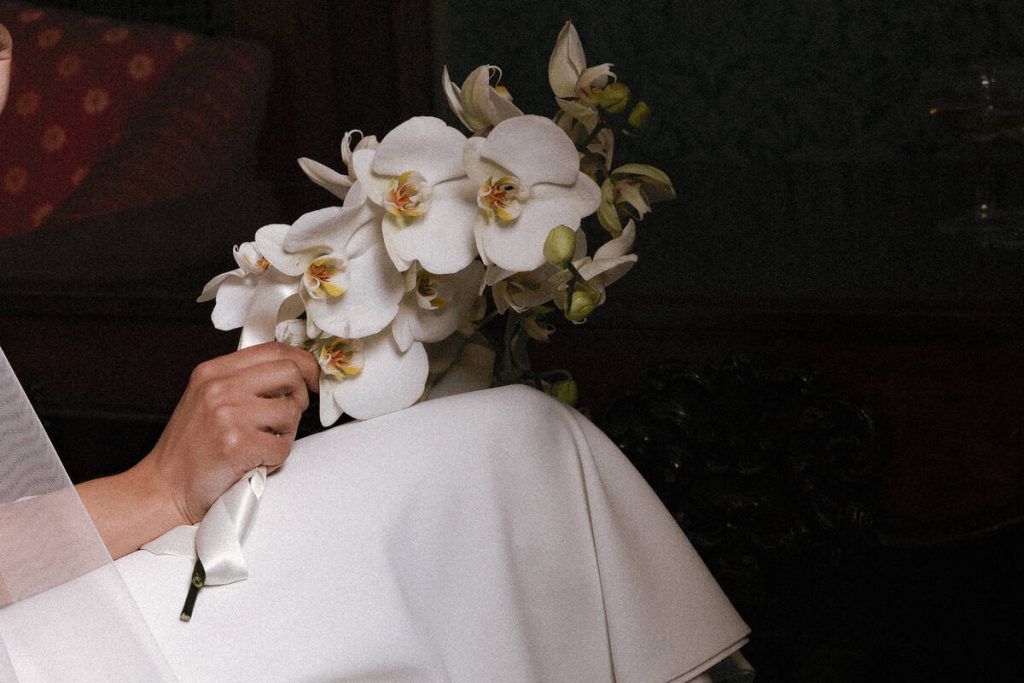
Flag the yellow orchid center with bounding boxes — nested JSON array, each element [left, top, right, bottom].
[[304, 257, 346, 299], [415, 270, 448, 310], [318, 337, 364, 379], [385, 171, 430, 222], [478, 175, 522, 222]]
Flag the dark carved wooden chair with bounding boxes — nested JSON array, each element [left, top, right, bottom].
[[597, 354, 1024, 682]]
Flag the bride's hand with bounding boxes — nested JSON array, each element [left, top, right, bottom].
[[77, 342, 319, 558], [142, 341, 320, 526]]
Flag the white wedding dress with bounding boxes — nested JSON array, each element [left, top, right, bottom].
[[0, 348, 750, 682]]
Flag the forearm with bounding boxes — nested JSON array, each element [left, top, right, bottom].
[[76, 458, 186, 560]]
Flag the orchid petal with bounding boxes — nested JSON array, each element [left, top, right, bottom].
[[458, 65, 496, 132], [341, 129, 376, 170], [351, 148, 388, 206], [479, 115, 580, 189], [391, 306, 416, 352], [577, 253, 637, 289], [330, 333, 429, 420], [614, 163, 674, 189], [391, 261, 484, 350], [578, 63, 614, 92], [491, 265, 562, 313], [284, 204, 370, 254], [548, 21, 586, 98], [304, 239, 404, 339], [442, 66, 468, 126], [555, 97, 599, 132], [257, 223, 318, 276], [484, 263, 515, 287], [488, 86, 524, 123], [462, 136, 508, 187], [371, 117, 466, 185], [381, 178, 478, 274], [207, 273, 255, 329], [593, 218, 637, 260], [475, 175, 599, 272], [198, 268, 244, 303], [616, 181, 653, 218], [318, 378, 345, 426], [298, 157, 351, 200]]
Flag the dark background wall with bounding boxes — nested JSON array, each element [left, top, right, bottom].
[[25, 1, 1024, 309], [440, 0, 1024, 305]]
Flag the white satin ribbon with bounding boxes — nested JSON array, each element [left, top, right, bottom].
[[142, 467, 266, 587]]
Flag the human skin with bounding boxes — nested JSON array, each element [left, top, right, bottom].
[[76, 342, 319, 559], [1, 24, 11, 114]]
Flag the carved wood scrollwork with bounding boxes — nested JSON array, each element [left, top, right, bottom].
[[597, 354, 888, 609]]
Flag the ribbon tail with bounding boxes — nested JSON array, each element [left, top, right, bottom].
[[196, 466, 267, 586]]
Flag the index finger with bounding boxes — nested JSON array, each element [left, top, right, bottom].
[[203, 342, 320, 393]]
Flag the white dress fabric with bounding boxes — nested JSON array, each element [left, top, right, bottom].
[[116, 385, 749, 682]]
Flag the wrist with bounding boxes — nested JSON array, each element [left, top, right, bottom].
[[127, 453, 193, 530]]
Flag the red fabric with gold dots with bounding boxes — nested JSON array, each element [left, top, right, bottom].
[[0, 2, 192, 237]]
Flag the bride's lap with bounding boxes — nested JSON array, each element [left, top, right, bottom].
[[116, 385, 748, 682]]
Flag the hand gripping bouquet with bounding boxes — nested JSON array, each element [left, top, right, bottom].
[[200, 22, 675, 426]]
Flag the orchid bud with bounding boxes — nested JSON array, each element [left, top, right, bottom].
[[549, 378, 579, 406], [543, 225, 577, 266], [597, 82, 631, 113], [628, 100, 651, 129], [565, 281, 601, 322]]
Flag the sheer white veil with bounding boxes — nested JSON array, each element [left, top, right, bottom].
[[0, 347, 174, 680]]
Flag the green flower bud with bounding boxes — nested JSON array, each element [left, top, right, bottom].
[[628, 100, 651, 129], [597, 82, 631, 114], [549, 378, 579, 406], [565, 281, 601, 322], [543, 225, 577, 266]]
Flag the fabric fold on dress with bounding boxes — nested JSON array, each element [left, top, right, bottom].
[[117, 384, 749, 682]]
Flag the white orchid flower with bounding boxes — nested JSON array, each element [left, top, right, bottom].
[[257, 204, 405, 340], [548, 21, 615, 131], [553, 220, 638, 321], [442, 64, 523, 135], [465, 115, 601, 273], [351, 117, 478, 275], [391, 260, 485, 352], [315, 330, 429, 424], [597, 163, 676, 235], [198, 224, 301, 346], [297, 130, 379, 201]]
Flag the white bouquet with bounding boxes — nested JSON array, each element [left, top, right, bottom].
[[200, 22, 674, 425]]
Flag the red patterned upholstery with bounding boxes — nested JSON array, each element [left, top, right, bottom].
[[0, 1, 270, 237], [0, 2, 189, 235]]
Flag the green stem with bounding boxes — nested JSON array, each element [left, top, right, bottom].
[[474, 308, 502, 331], [577, 120, 609, 152], [180, 559, 206, 622]]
